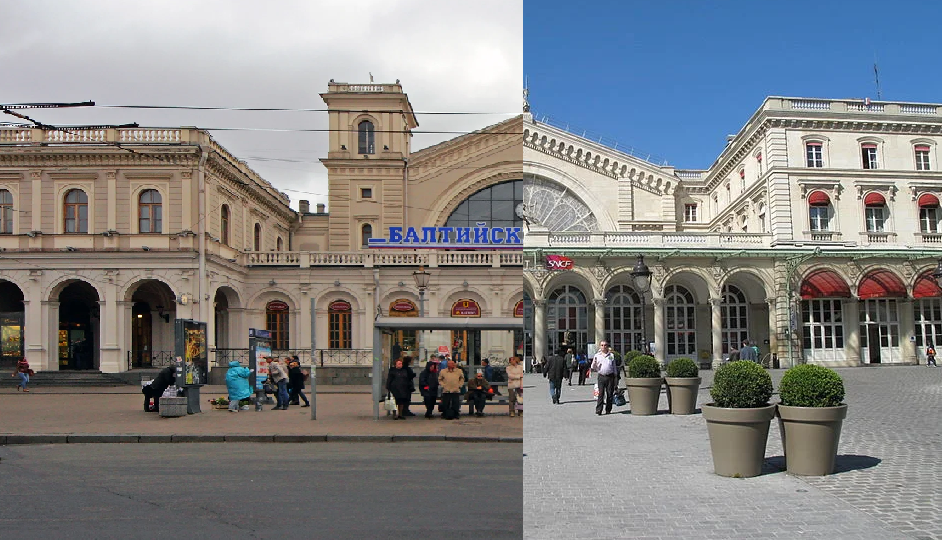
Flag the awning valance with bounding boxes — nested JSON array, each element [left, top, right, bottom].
[[800, 269, 851, 299], [864, 192, 886, 206], [858, 270, 907, 299], [913, 271, 942, 299], [919, 193, 940, 208], [808, 191, 831, 205]]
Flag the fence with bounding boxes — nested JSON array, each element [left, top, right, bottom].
[[210, 348, 371, 368], [127, 350, 175, 370]]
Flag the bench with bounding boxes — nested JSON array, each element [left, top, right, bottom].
[[384, 381, 513, 416]]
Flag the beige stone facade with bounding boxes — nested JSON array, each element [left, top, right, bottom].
[[523, 98, 942, 368], [0, 81, 523, 374]]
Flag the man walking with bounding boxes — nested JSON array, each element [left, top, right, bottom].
[[590, 341, 617, 415], [545, 353, 567, 404], [438, 359, 465, 420], [565, 348, 576, 385], [739, 339, 758, 363]]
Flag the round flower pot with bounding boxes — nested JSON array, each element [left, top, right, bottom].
[[665, 377, 701, 415], [776, 404, 848, 476], [625, 377, 663, 416], [702, 403, 776, 478]]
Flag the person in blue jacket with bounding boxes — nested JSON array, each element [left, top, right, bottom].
[[225, 360, 253, 413]]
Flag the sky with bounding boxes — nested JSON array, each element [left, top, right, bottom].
[[524, 0, 942, 170], [0, 0, 522, 209]]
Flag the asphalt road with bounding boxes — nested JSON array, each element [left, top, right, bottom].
[[0, 442, 522, 540]]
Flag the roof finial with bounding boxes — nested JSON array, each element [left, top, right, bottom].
[[523, 75, 530, 113]]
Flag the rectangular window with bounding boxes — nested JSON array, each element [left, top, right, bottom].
[[266, 311, 289, 350], [683, 204, 698, 223], [328, 311, 352, 348], [0, 205, 12, 234], [916, 146, 931, 171], [865, 206, 886, 232], [920, 207, 939, 233], [809, 205, 830, 231], [806, 143, 823, 168], [861, 144, 879, 169], [360, 187, 373, 199]]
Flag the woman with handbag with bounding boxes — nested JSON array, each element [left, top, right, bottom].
[[287, 355, 310, 407], [386, 358, 412, 420], [13, 357, 33, 392]]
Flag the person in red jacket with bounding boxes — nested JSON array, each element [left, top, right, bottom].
[[13, 357, 33, 392]]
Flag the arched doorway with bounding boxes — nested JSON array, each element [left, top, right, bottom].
[[547, 285, 588, 356], [664, 284, 697, 361], [604, 284, 642, 355], [128, 280, 176, 368], [799, 269, 851, 363], [57, 281, 99, 370], [858, 269, 906, 364], [721, 284, 749, 355], [213, 286, 242, 351], [0, 280, 25, 369]]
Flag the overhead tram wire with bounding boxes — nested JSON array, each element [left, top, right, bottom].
[[93, 104, 517, 116]]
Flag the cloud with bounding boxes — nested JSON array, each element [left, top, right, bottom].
[[0, 0, 522, 208]]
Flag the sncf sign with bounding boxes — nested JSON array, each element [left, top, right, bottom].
[[545, 255, 574, 270]]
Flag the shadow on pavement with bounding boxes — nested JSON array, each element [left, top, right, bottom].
[[764, 454, 881, 475]]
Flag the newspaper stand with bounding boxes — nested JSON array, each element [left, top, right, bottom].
[[249, 328, 274, 410], [174, 319, 207, 414]]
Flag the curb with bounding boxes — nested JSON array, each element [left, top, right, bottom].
[[0, 433, 521, 445]]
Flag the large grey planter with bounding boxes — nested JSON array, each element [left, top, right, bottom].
[[702, 403, 776, 478], [776, 404, 848, 476], [665, 377, 701, 415], [624, 377, 663, 415]]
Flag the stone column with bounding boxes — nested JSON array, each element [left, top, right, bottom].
[[44, 301, 60, 371], [24, 298, 43, 370], [99, 295, 121, 373], [116, 301, 133, 372], [533, 299, 546, 361], [593, 298, 606, 346], [766, 298, 778, 360], [652, 297, 665, 365], [710, 297, 723, 370], [899, 298, 916, 364], [843, 297, 860, 366]]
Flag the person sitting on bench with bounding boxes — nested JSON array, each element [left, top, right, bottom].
[[143, 365, 176, 412]]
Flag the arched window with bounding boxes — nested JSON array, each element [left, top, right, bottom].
[[138, 189, 162, 233], [266, 300, 290, 350], [276, 237, 283, 251], [64, 189, 88, 233], [864, 192, 887, 232], [328, 300, 352, 349], [0, 189, 12, 234], [361, 224, 372, 248], [721, 284, 748, 354], [605, 285, 642, 354], [808, 191, 831, 231], [665, 284, 696, 358], [220, 205, 230, 245], [547, 285, 587, 355], [918, 193, 940, 233], [254, 223, 262, 251], [358, 121, 374, 154], [444, 180, 523, 231]]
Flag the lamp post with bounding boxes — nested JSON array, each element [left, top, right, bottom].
[[631, 254, 653, 354], [413, 266, 431, 361]]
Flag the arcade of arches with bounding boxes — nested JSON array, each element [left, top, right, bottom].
[[524, 262, 942, 368]]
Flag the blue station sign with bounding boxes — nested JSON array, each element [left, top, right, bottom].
[[367, 223, 522, 249]]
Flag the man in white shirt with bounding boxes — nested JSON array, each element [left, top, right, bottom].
[[590, 341, 616, 415]]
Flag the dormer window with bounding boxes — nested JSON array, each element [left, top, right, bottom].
[[358, 121, 375, 154], [861, 143, 879, 169]]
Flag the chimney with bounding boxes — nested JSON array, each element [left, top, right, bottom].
[[298, 200, 310, 214], [316, 203, 326, 213]]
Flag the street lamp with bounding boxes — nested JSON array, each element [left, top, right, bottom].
[[631, 254, 653, 354], [413, 266, 431, 360], [933, 259, 942, 290]]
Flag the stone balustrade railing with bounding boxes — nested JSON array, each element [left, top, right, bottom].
[[243, 250, 523, 268], [0, 126, 190, 144], [771, 98, 939, 116], [526, 231, 773, 249]]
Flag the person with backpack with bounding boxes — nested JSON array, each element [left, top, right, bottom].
[[577, 353, 589, 385], [927, 344, 937, 367]]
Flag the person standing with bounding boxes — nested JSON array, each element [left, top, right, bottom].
[[590, 341, 617, 415], [287, 356, 310, 407], [386, 358, 412, 420], [466, 370, 491, 417], [12, 357, 33, 392], [506, 356, 523, 417], [577, 353, 589, 386], [267, 357, 290, 410], [438, 359, 465, 420], [225, 360, 253, 412], [927, 343, 938, 367], [545, 353, 566, 404], [402, 356, 417, 416], [739, 339, 757, 362], [565, 348, 576, 385], [418, 358, 440, 418]]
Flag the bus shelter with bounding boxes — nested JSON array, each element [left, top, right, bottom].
[[371, 316, 521, 419]]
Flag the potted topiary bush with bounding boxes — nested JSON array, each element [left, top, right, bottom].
[[776, 364, 847, 476], [664, 357, 700, 415], [625, 354, 662, 415], [702, 360, 775, 478]]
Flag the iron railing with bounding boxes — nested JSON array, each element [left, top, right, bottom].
[[127, 350, 175, 370], [211, 348, 372, 367]]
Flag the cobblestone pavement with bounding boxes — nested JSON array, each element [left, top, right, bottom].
[[523, 366, 942, 540]]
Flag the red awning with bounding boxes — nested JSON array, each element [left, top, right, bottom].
[[913, 271, 942, 299], [864, 192, 886, 206], [800, 270, 851, 299], [918, 193, 940, 208], [808, 191, 830, 205], [858, 270, 907, 299]]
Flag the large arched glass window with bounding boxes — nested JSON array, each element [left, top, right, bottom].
[[358, 121, 374, 154], [721, 284, 748, 354], [139, 189, 162, 233], [547, 285, 587, 356], [64, 189, 88, 233], [444, 180, 523, 231], [0, 189, 12, 234], [605, 285, 642, 354], [665, 284, 696, 358], [266, 300, 290, 350], [220, 205, 230, 245]]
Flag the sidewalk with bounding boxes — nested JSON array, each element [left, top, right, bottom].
[[0, 385, 522, 444]]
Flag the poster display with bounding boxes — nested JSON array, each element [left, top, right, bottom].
[[175, 319, 207, 386]]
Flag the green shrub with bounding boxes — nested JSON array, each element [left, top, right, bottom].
[[623, 350, 643, 364], [612, 350, 623, 368], [778, 364, 844, 407], [628, 355, 661, 378], [710, 360, 772, 408], [666, 357, 699, 378]]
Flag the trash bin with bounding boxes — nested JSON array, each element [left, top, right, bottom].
[[183, 385, 202, 414], [159, 396, 187, 417]]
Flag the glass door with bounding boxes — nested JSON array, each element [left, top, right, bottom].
[[801, 299, 845, 363], [860, 299, 901, 363]]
